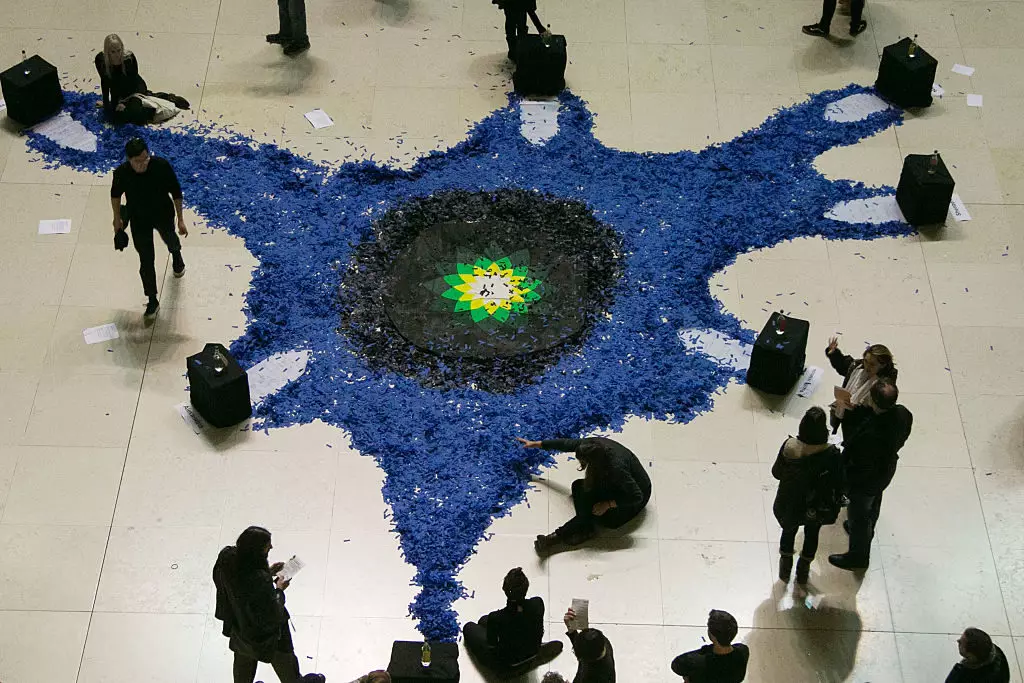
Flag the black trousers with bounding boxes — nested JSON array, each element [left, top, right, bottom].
[[232, 628, 301, 683], [278, 0, 308, 41], [819, 0, 864, 32], [130, 216, 181, 298], [463, 617, 501, 670], [780, 523, 822, 560], [847, 491, 883, 561], [504, 8, 528, 57], [555, 480, 645, 542]]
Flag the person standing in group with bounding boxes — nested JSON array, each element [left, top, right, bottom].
[[801, 0, 867, 37], [517, 436, 652, 554], [946, 628, 1010, 683], [212, 526, 325, 683], [670, 610, 749, 682], [771, 407, 843, 584], [266, 0, 310, 56], [462, 567, 562, 675], [111, 137, 187, 319], [564, 608, 615, 683], [829, 380, 913, 571], [824, 338, 897, 437]]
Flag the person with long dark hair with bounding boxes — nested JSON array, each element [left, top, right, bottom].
[[771, 407, 842, 585], [517, 436, 652, 554], [212, 526, 324, 683], [462, 567, 562, 675]]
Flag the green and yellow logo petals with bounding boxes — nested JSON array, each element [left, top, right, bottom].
[[438, 256, 543, 324]]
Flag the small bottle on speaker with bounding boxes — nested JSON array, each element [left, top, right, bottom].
[[907, 34, 918, 58]]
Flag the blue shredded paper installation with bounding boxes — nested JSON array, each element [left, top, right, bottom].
[[26, 85, 908, 639]]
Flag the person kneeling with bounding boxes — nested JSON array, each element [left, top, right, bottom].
[[518, 436, 652, 554], [463, 568, 562, 675]]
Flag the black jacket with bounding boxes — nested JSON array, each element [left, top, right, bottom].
[[771, 438, 842, 528], [841, 404, 913, 495], [568, 631, 615, 683], [945, 645, 1010, 683], [541, 437, 652, 516], [213, 546, 290, 662], [484, 597, 545, 666], [94, 51, 148, 119]]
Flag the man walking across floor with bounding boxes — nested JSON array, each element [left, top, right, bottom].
[[829, 379, 912, 570], [111, 137, 188, 319]]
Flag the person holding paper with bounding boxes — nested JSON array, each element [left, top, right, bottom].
[[212, 526, 325, 683], [825, 338, 897, 436], [670, 610, 749, 682], [563, 608, 615, 682], [771, 407, 843, 584], [517, 436, 651, 553], [462, 567, 562, 674], [111, 137, 188, 319], [829, 380, 913, 571]]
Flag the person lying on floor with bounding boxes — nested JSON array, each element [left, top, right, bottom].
[[516, 435, 651, 553], [463, 567, 562, 675], [95, 34, 191, 125]]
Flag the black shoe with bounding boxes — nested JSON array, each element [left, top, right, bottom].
[[802, 23, 829, 37], [843, 519, 851, 535], [144, 298, 160, 319], [283, 39, 310, 56], [795, 557, 811, 584], [779, 554, 793, 581], [172, 252, 185, 278], [828, 553, 869, 571], [534, 533, 560, 554], [266, 33, 289, 44], [850, 20, 868, 35]]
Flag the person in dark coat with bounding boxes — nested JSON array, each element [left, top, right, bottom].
[[670, 610, 749, 682], [213, 526, 323, 683], [829, 380, 913, 571], [563, 608, 615, 683], [94, 34, 190, 124], [266, 0, 310, 56], [824, 339, 897, 437], [801, 0, 867, 38], [492, 0, 542, 61], [771, 406, 843, 584], [517, 436, 652, 553], [463, 567, 562, 674], [946, 628, 1011, 683]]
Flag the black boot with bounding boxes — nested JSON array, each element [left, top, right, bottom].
[[795, 557, 811, 584], [779, 554, 793, 581], [534, 533, 560, 554], [829, 552, 869, 571]]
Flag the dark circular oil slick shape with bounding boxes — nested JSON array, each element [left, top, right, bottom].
[[339, 189, 623, 393]]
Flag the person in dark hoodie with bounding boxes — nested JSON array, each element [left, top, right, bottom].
[[212, 526, 324, 683], [517, 436, 652, 554], [771, 406, 843, 584], [829, 380, 913, 571], [462, 567, 562, 674], [670, 610, 749, 682], [564, 607, 615, 683], [946, 628, 1010, 683]]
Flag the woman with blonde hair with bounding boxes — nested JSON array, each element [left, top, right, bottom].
[[94, 34, 189, 124], [826, 338, 897, 437]]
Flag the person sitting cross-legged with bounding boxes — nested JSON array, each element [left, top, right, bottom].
[[462, 567, 562, 675], [670, 610, 749, 682]]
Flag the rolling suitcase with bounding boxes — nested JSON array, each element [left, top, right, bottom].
[[513, 11, 566, 97]]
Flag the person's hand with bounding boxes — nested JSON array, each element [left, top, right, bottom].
[[274, 575, 291, 590], [827, 336, 839, 354], [177, 216, 189, 237], [115, 103, 125, 112], [563, 608, 576, 630], [269, 561, 285, 575], [515, 437, 542, 449], [95, 101, 104, 109], [592, 500, 614, 516], [113, 215, 124, 233]]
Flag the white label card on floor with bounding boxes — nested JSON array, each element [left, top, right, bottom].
[[951, 63, 975, 76], [931, 83, 944, 98], [82, 323, 119, 345], [38, 218, 71, 235], [304, 109, 334, 129], [966, 94, 983, 107], [0, 98, 6, 112], [177, 402, 209, 435], [949, 194, 971, 222], [795, 366, 824, 398]]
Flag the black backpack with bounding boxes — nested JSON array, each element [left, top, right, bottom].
[[803, 458, 842, 525]]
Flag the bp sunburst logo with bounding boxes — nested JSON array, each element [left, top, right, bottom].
[[438, 256, 542, 323]]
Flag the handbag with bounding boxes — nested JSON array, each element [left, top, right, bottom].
[[803, 468, 841, 525]]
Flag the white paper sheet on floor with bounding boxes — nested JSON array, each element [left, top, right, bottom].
[[38, 218, 71, 235], [32, 111, 97, 152], [677, 328, 753, 371], [247, 349, 311, 404], [304, 108, 334, 129], [82, 323, 119, 345], [519, 100, 560, 144], [823, 93, 890, 122], [825, 195, 905, 225]]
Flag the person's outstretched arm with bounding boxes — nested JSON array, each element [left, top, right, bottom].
[[516, 437, 582, 452]]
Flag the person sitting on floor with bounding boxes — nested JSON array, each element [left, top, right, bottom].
[[670, 610, 749, 682], [564, 608, 615, 683], [517, 436, 651, 554], [95, 34, 190, 125], [946, 628, 1010, 683], [462, 567, 562, 674], [347, 671, 390, 683]]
